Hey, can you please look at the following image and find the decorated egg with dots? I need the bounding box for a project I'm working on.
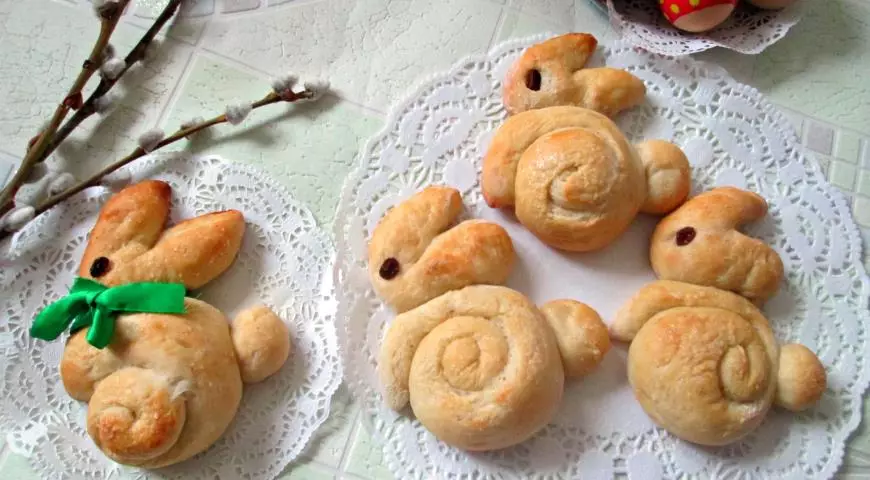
[660,0,738,33]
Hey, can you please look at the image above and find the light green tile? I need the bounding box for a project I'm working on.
[843,399,870,477]
[0,452,39,479]
[198,0,503,109]
[836,130,863,163]
[853,196,870,228]
[496,3,615,44]
[857,169,870,197]
[164,55,381,226]
[345,424,393,480]
[277,461,335,480]
[300,386,357,467]
[829,160,857,190]
[842,447,870,478]
[753,0,870,135]
[496,10,566,42]
[0,0,192,178]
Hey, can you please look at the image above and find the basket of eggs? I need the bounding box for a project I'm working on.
[596,0,801,55]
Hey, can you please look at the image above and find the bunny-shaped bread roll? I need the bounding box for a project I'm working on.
[650,187,785,303]
[379,285,610,451]
[368,186,515,312]
[503,33,646,116]
[611,281,826,446]
[482,106,690,252]
[48,180,291,468]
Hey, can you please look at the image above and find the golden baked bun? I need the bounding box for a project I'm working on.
[503,33,646,116]
[539,300,611,378]
[68,299,242,467]
[650,187,784,304]
[482,106,690,252]
[775,343,827,412]
[611,280,826,446]
[57,180,291,468]
[379,285,609,451]
[368,186,515,312]
[231,305,293,383]
[79,181,245,290]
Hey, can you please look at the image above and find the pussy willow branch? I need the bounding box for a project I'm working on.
[0,0,131,214]
[42,0,185,162]
[0,89,314,241]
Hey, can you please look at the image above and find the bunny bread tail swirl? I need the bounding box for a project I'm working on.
[502,33,646,116]
[650,187,785,304]
[482,106,690,251]
[54,180,291,468]
[75,299,241,467]
[368,186,515,312]
[611,281,826,446]
[379,285,609,451]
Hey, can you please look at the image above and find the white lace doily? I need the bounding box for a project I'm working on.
[606,0,803,56]
[333,34,870,479]
[0,154,342,479]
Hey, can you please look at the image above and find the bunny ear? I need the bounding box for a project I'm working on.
[79,181,171,280]
[368,186,515,312]
[502,33,645,117]
[649,187,784,303]
[503,33,597,115]
[570,68,647,117]
[106,210,245,289]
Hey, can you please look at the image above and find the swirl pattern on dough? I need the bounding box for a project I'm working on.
[611,280,826,446]
[379,285,610,451]
[483,106,690,252]
[58,181,291,468]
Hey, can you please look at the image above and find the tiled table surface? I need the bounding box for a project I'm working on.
[0,0,868,478]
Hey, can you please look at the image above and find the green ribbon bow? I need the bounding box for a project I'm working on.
[30,277,186,349]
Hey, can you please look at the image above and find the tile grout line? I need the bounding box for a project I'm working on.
[336,408,365,477]
[194,49,387,118]
[153,47,199,130]
[211,0,332,22]
[486,6,507,51]
[293,457,344,477]
[0,443,9,472]
[151,0,219,128]
[777,102,870,141]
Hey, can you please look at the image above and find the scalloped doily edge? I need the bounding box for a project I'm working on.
[2,152,344,479]
[605,0,805,56]
[332,33,870,479]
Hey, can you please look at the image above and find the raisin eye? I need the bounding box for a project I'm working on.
[675,227,696,246]
[90,256,112,278]
[525,69,542,91]
[379,258,401,280]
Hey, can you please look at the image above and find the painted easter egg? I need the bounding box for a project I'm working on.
[660,0,738,33]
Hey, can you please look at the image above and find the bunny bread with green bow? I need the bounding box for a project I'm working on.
[31,180,292,468]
